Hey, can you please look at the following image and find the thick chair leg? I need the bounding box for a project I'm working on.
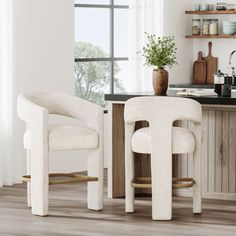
[151,156,172,221]
[125,146,135,213]
[191,124,202,214]
[27,150,31,207]
[151,129,172,221]
[87,148,103,210]
[31,150,49,216]
[193,149,202,214]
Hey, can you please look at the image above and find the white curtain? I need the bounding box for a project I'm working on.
[129,0,164,92]
[0,0,19,186]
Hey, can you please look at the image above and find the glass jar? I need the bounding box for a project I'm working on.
[192,19,201,35]
[202,19,211,35]
[209,19,219,35]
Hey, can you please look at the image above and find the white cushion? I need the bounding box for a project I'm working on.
[24,124,98,151]
[132,127,195,154]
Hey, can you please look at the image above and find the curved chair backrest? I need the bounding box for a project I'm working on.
[17,92,103,132]
[124,96,202,125]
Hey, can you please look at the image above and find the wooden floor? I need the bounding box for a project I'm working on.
[0,180,236,236]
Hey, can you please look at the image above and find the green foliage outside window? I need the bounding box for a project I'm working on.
[74,42,125,107]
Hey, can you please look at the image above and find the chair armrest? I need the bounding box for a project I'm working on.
[84,101,104,134]
[17,94,48,129]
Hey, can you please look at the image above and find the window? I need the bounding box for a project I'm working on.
[74,0,129,106]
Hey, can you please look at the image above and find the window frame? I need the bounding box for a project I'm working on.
[74,0,129,94]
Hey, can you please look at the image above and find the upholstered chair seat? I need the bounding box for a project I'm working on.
[24,124,99,151]
[132,127,195,155]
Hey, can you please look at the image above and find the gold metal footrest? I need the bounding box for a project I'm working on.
[22,173,98,185]
[132,177,195,189]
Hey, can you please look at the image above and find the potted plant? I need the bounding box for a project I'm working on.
[139,33,177,95]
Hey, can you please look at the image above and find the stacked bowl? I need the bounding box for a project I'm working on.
[223,21,236,35]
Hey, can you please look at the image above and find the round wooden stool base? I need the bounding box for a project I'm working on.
[22,173,98,185]
[132,177,195,189]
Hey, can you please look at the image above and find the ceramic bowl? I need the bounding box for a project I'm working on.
[223,21,236,26]
[222,21,236,35]
[226,4,236,10]
[223,26,236,35]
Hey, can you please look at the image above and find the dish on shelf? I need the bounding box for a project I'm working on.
[226,4,236,10]
[223,20,236,25]
[216,2,227,11]
[216,2,235,11]
[223,27,236,35]
[222,21,236,35]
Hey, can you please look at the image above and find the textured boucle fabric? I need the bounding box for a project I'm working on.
[124,96,202,220]
[132,127,195,154]
[24,124,99,151]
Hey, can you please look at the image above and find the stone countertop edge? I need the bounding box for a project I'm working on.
[104,90,236,105]
[169,83,236,89]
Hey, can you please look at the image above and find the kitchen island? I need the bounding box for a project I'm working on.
[105,90,236,201]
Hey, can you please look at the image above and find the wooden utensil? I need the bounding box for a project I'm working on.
[203,41,218,84]
[193,51,207,84]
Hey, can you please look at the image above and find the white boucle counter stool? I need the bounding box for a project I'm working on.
[124,96,202,220]
[17,92,104,216]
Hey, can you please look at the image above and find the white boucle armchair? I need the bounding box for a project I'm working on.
[17,92,104,216]
[124,96,202,220]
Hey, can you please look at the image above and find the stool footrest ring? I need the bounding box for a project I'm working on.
[22,173,98,185]
[132,177,195,189]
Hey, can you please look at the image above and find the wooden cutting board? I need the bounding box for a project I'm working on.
[193,51,207,84]
[203,41,218,84]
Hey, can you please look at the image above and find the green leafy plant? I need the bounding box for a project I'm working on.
[139,33,177,69]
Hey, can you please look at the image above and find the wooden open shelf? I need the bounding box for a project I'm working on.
[186,35,236,39]
[185,10,236,39]
[185,10,236,15]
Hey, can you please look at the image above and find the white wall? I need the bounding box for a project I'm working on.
[163,0,193,84]
[193,0,236,76]
[12,0,89,176]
